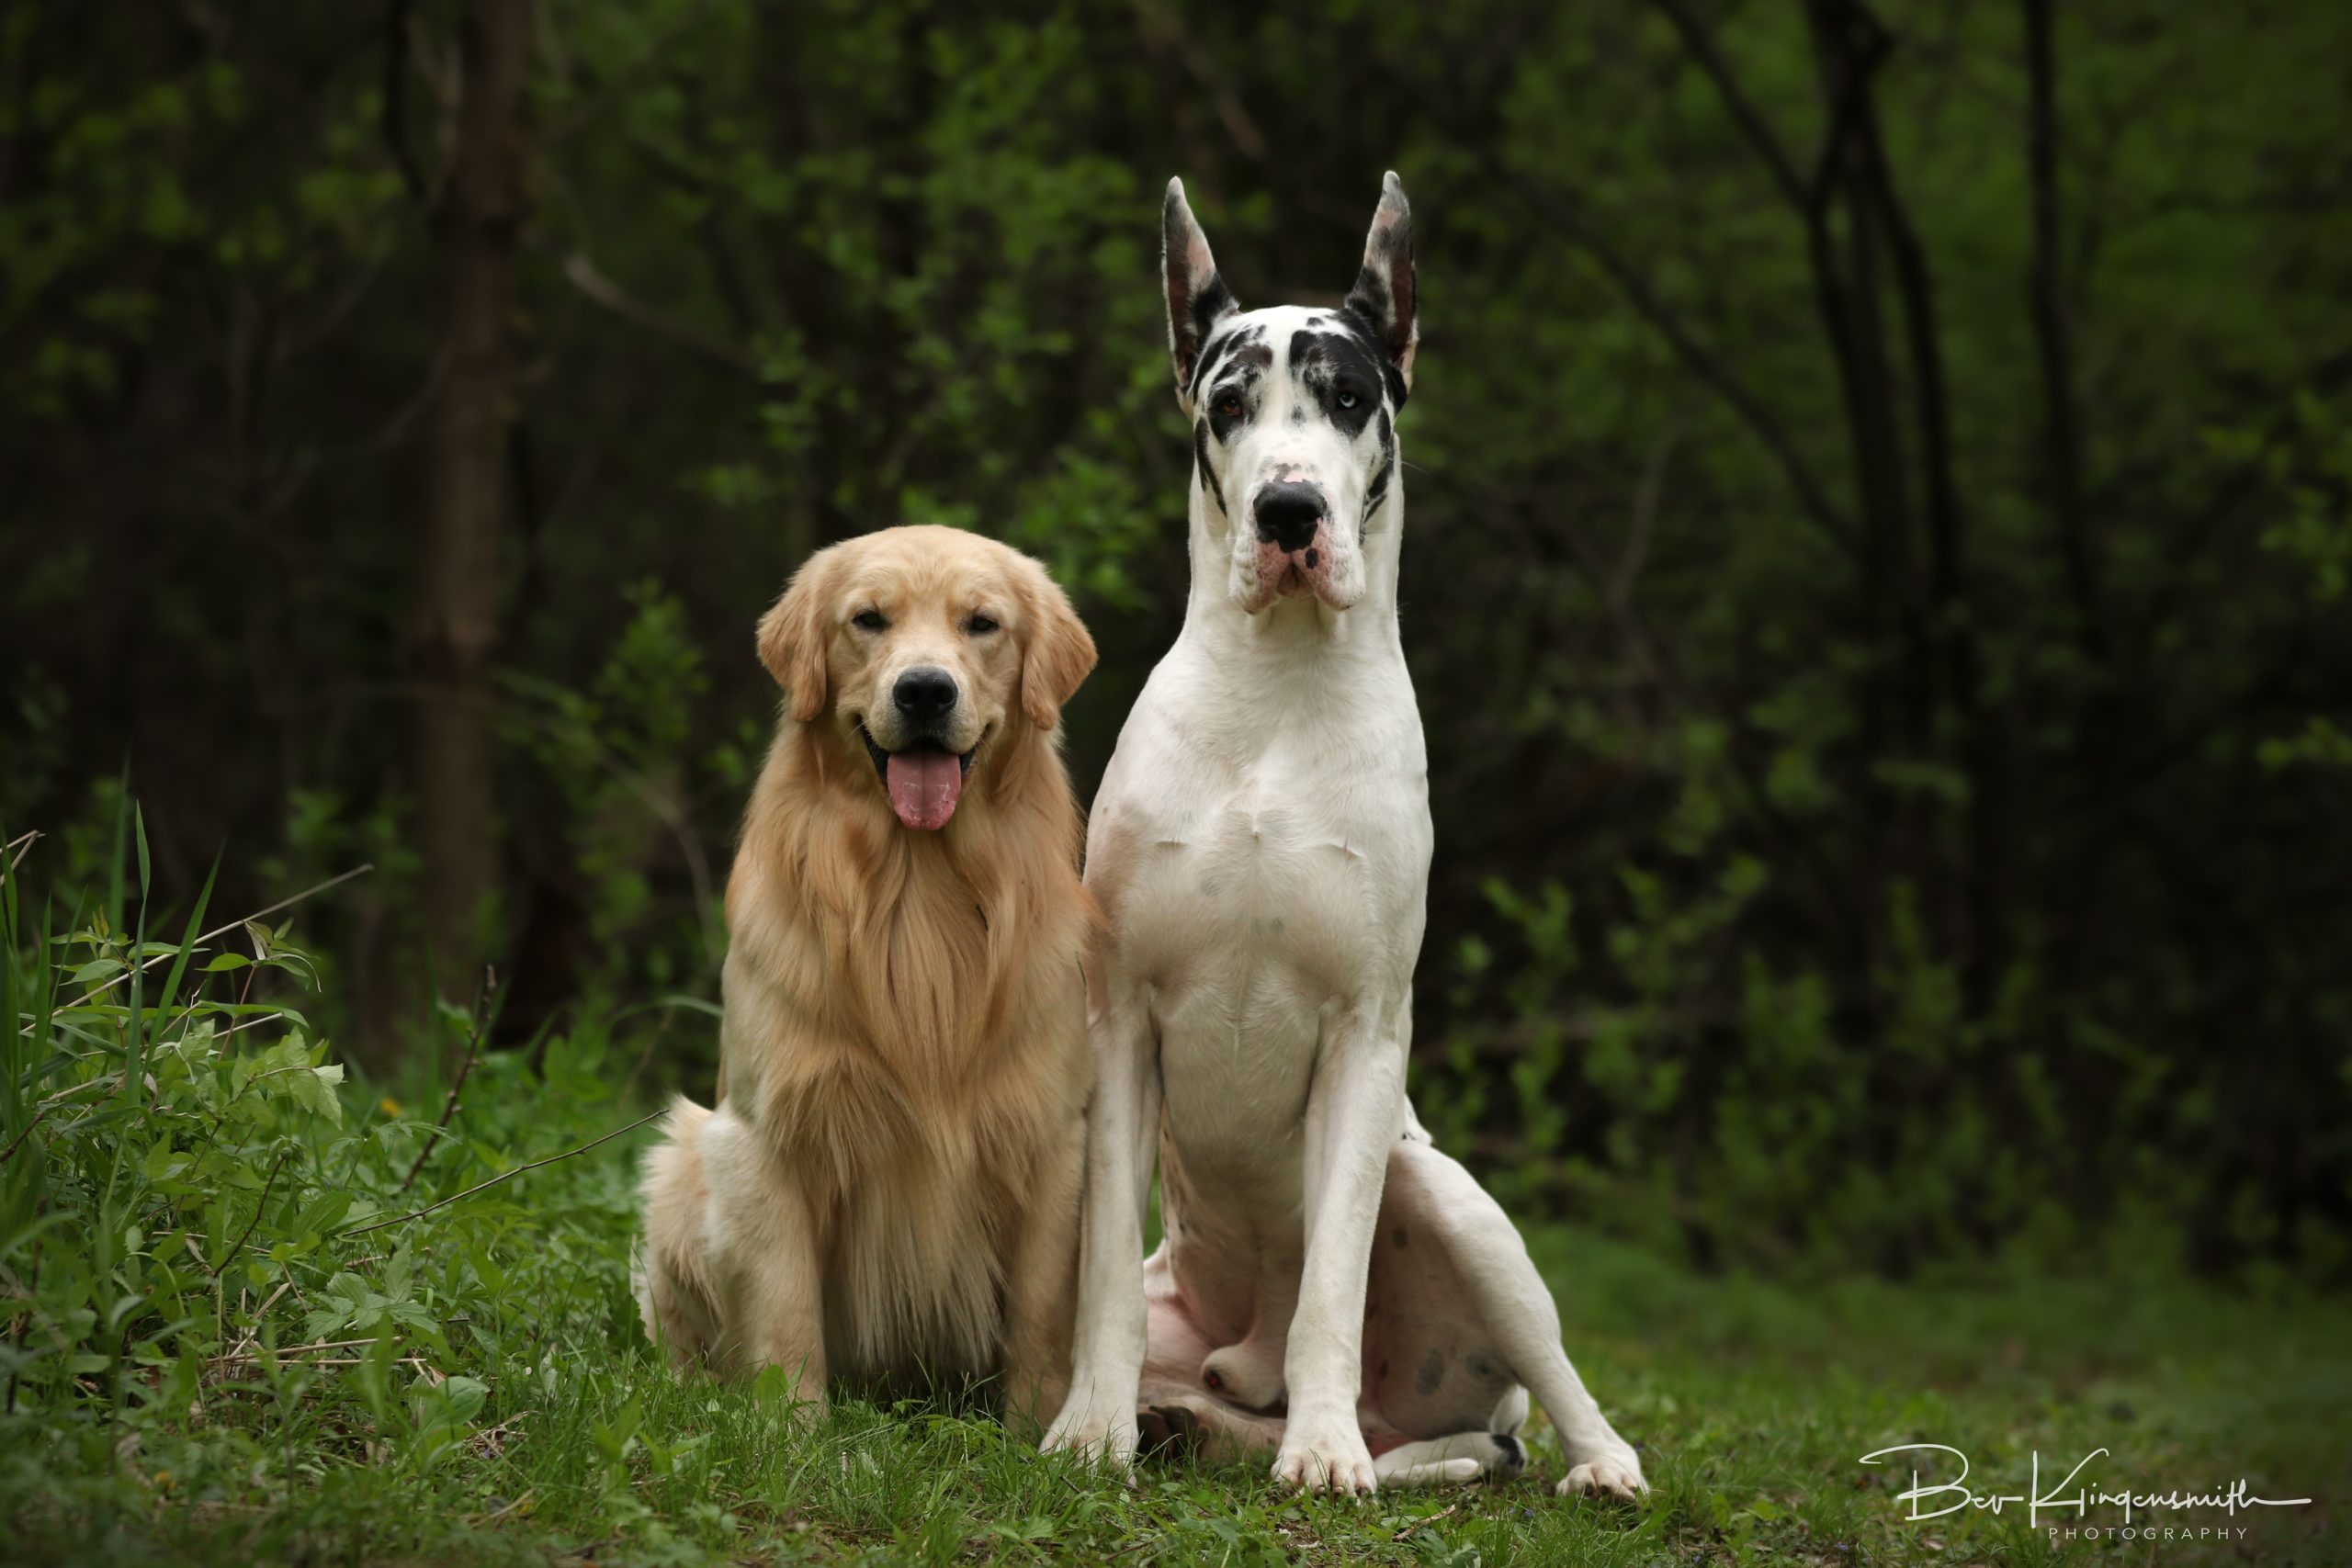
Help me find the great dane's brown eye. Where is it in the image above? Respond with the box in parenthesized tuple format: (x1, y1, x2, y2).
(967, 614, 999, 636)
(1214, 392, 1242, 419)
(853, 610, 887, 632)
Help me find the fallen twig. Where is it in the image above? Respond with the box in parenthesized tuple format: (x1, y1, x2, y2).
(0, 1108, 50, 1166)
(39, 863, 375, 1020)
(343, 1111, 664, 1236)
(1395, 1503, 1460, 1541)
(401, 965, 498, 1192)
(210, 1151, 291, 1279)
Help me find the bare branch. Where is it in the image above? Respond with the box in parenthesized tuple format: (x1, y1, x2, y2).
(2022, 0, 2106, 652)
(1495, 164, 1860, 561)
(382, 0, 429, 205)
(1652, 0, 1809, 211)
(1130, 0, 1267, 163)
(560, 253, 756, 371)
(41, 864, 376, 1021)
(401, 966, 498, 1192)
(343, 1110, 665, 1237)
(209, 1150, 291, 1279)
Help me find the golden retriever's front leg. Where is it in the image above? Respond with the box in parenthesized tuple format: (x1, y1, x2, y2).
(700, 1105, 830, 1418)
(999, 1119, 1084, 1434)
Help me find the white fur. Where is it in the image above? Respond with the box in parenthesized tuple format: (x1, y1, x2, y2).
(1046, 178, 1645, 1499)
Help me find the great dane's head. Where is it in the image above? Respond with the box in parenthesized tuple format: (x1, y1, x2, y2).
(1162, 173, 1417, 615)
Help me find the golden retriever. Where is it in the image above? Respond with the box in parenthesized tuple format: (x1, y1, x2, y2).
(635, 525, 1099, 1426)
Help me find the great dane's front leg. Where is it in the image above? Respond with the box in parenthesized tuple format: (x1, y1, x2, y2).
(1275, 1003, 1408, 1495)
(1043, 982, 1160, 1468)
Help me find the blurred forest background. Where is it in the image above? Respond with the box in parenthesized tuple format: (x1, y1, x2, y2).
(3, 0, 2346, 1280)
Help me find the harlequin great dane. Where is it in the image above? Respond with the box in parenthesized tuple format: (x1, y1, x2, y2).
(1042, 174, 1647, 1498)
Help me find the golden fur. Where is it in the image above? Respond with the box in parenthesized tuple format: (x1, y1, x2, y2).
(635, 525, 1099, 1425)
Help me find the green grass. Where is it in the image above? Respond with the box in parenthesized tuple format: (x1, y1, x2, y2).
(5, 832, 2346, 1565)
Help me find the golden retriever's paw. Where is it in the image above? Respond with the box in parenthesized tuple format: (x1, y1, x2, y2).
(1042, 1401, 1138, 1476)
(1273, 1420, 1378, 1497)
(1558, 1453, 1646, 1501)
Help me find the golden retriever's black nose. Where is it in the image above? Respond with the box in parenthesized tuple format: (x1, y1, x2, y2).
(894, 666, 958, 721)
(1254, 482, 1325, 553)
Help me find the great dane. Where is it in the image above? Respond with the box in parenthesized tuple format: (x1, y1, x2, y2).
(1043, 174, 1646, 1498)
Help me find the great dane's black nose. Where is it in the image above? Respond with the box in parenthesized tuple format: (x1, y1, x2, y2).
(893, 666, 958, 722)
(1254, 482, 1326, 554)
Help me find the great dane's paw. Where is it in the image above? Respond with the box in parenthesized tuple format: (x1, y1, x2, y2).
(1041, 1399, 1139, 1475)
(1199, 1343, 1285, 1410)
(1558, 1452, 1646, 1501)
(1273, 1420, 1378, 1497)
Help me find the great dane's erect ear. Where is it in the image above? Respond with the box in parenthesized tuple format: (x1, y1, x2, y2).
(1162, 176, 1238, 409)
(1344, 171, 1418, 396)
(756, 547, 837, 724)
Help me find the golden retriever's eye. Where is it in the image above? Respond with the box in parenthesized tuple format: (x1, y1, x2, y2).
(967, 613, 1000, 636)
(853, 610, 887, 632)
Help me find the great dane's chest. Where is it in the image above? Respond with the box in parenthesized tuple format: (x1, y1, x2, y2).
(1095, 707, 1431, 1184)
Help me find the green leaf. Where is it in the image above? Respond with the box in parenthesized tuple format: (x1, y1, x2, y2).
(286, 1062, 345, 1126)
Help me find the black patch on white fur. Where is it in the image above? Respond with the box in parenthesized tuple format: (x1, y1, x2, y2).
(1288, 328, 1382, 439)
(1492, 1432, 1526, 1472)
(1188, 321, 1265, 399)
(1191, 273, 1235, 346)
(1362, 407, 1395, 541)
(1193, 419, 1224, 516)
(1336, 298, 1410, 410)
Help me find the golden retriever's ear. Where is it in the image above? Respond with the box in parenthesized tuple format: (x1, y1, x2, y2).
(1018, 562, 1097, 731)
(756, 552, 835, 723)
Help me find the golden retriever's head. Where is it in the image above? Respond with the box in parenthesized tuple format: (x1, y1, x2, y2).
(754, 526, 1096, 830)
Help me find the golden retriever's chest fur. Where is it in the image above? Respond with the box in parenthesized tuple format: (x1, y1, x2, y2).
(784, 1037, 1071, 1382)
(720, 773, 1091, 1384)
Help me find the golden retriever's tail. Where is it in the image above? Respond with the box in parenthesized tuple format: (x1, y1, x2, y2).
(633, 1096, 721, 1370)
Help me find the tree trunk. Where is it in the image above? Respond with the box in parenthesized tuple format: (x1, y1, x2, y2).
(412, 0, 531, 1004)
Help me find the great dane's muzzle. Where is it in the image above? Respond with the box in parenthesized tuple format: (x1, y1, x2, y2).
(1254, 481, 1327, 557)
(1249, 479, 1354, 606)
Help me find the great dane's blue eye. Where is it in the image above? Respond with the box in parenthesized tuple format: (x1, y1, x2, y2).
(1338, 390, 1359, 410)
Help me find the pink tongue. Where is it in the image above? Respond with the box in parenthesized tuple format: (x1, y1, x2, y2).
(885, 749, 965, 830)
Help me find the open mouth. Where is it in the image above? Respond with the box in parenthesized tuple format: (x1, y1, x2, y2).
(859, 725, 976, 831)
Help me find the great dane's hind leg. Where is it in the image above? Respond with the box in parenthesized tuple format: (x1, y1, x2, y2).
(1385, 1129, 1645, 1498)
(1197, 1258, 1295, 1409)
(1373, 1428, 1528, 1488)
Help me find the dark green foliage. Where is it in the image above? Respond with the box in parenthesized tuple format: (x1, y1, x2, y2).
(1, 1, 2347, 1274)
(4, 838, 2344, 1562)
